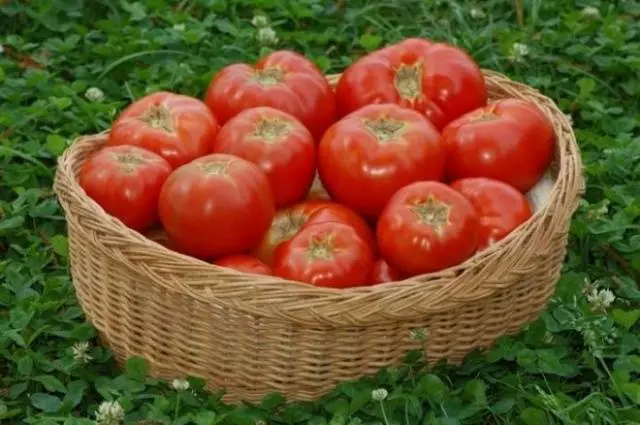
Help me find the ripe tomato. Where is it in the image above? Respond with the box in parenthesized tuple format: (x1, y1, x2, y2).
(377, 181, 479, 276)
(450, 177, 532, 250)
(108, 91, 219, 169)
(318, 103, 444, 218)
(213, 255, 272, 276)
(211, 107, 316, 207)
(441, 98, 555, 192)
(204, 50, 336, 140)
(254, 200, 375, 266)
(158, 153, 275, 259)
(368, 259, 401, 285)
(273, 222, 374, 288)
(336, 38, 487, 130)
(78, 145, 172, 232)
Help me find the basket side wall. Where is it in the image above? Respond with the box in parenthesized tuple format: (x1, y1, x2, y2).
(67, 213, 568, 402)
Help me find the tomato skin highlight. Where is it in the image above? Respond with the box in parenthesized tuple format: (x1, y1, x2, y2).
(158, 153, 275, 259)
(336, 38, 487, 130)
(273, 222, 374, 288)
(205, 50, 337, 140)
(368, 259, 401, 285)
(450, 177, 532, 250)
(213, 255, 273, 276)
(78, 145, 172, 232)
(211, 107, 316, 208)
(254, 200, 375, 266)
(108, 91, 219, 169)
(377, 181, 479, 276)
(441, 98, 555, 192)
(318, 103, 445, 219)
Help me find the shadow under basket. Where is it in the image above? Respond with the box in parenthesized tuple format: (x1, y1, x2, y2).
(53, 69, 585, 403)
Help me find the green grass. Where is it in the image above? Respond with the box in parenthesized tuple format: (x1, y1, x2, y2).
(1, 0, 640, 424)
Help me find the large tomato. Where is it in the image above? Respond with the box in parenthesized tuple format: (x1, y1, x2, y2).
(450, 177, 532, 250)
(204, 50, 336, 140)
(273, 222, 374, 288)
(318, 103, 444, 218)
(108, 91, 219, 169)
(213, 255, 272, 276)
(78, 145, 172, 232)
(441, 98, 555, 192)
(211, 106, 316, 207)
(368, 259, 401, 285)
(254, 200, 375, 266)
(377, 181, 479, 276)
(158, 153, 275, 259)
(336, 38, 487, 130)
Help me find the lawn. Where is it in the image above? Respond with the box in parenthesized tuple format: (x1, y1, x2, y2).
(1, 0, 639, 424)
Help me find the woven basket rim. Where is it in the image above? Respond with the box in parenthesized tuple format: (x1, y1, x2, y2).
(53, 69, 585, 326)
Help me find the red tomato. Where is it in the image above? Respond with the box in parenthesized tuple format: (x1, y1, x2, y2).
(211, 107, 316, 207)
(108, 91, 219, 169)
(336, 38, 487, 130)
(318, 103, 444, 218)
(78, 145, 172, 232)
(204, 50, 336, 140)
(368, 259, 401, 285)
(377, 181, 479, 276)
(450, 177, 532, 250)
(213, 255, 272, 276)
(273, 222, 374, 288)
(254, 200, 375, 266)
(158, 153, 275, 259)
(441, 98, 555, 192)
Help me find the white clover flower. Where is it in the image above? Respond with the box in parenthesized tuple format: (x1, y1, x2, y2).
(95, 400, 124, 425)
(85, 87, 105, 102)
(0, 44, 4, 55)
(470, 8, 486, 19)
(251, 14, 269, 28)
(581, 6, 600, 19)
(371, 388, 388, 401)
(171, 379, 190, 391)
(564, 113, 573, 126)
(257, 27, 278, 46)
(173, 23, 186, 32)
(409, 328, 428, 341)
(508, 43, 530, 63)
(586, 288, 615, 312)
(72, 341, 93, 363)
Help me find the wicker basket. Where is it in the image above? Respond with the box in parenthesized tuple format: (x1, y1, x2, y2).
(53, 70, 584, 402)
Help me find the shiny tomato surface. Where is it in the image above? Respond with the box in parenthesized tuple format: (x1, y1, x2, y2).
(108, 91, 219, 168)
(212, 106, 316, 207)
(158, 153, 275, 259)
(78, 145, 172, 232)
(441, 98, 555, 192)
(336, 38, 487, 130)
(377, 181, 479, 276)
(205, 50, 336, 140)
(450, 177, 533, 250)
(318, 103, 444, 218)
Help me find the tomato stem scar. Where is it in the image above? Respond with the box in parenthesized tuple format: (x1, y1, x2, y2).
(409, 196, 451, 235)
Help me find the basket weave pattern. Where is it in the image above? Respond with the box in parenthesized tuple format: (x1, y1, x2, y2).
(53, 70, 584, 402)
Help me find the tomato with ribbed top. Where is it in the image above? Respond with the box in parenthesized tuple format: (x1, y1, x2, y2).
(205, 50, 336, 140)
(108, 91, 219, 169)
(377, 181, 479, 276)
(273, 222, 374, 288)
(79, 145, 172, 232)
(158, 153, 275, 259)
(318, 103, 444, 219)
(336, 38, 487, 130)
(211, 106, 316, 207)
(441, 98, 555, 192)
(450, 177, 533, 250)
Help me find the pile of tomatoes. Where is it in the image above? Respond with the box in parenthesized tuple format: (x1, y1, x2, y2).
(79, 37, 555, 289)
